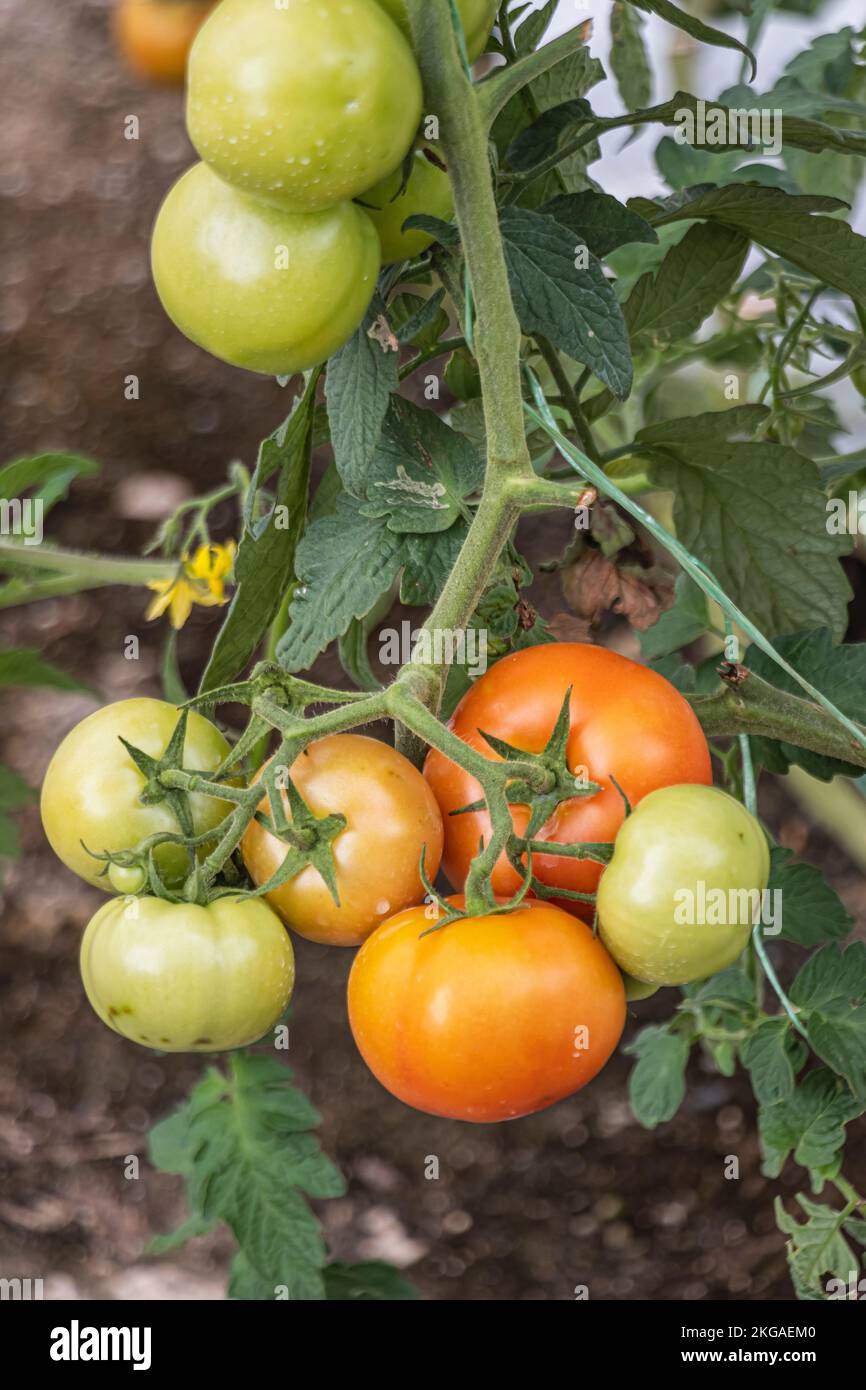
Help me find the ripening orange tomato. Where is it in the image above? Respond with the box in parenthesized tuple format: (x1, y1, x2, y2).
(115, 0, 215, 85)
(241, 734, 443, 947)
(424, 643, 712, 919)
(348, 897, 626, 1122)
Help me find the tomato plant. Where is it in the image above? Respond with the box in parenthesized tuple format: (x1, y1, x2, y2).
(81, 894, 294, 1051)
(10, 0, 866, 1307)
(114, 0, 215, 84)
(597, 785, 771, 986)
(186, 0, 423, 211)
(424, 642, 712, 916)
(151, 162, 380, 376)
(40, 698, 232, 889)
(241, 734, 444, 946)
(348, 897, 625, 1121)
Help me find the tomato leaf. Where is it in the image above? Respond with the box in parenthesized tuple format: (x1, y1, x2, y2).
(626, 1026, 690, 1128)
(641, 417, 852, 641)
(149, 1055, 345, 1301)
(609, 3, 652, 112)
(278, 496, 405, 672)
(767, 848, 853, 948)
(0, 646, 91, 692)
(199, 372, 319, 694)
(500, 207, 633, 399)
(639, 575, 709, 661)
(326, 294, 399, 498)
(775, 1193, 862, 1299)
(758, 1068, 865, 1178)
(640, 184, 866, 302)
(360, 395, 484, 534)
(323, 1261, 420, 1301)
(623, 0, 756, 79)
(625, 222, 749, 351)
(741, 1018, 797, 1106)
(541, 190, 657, 259)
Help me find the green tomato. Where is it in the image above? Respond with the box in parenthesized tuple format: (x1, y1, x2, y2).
(851, 364, 866, 399)
(597, 785, 770, 987)
(360, 145, 453, 264)
(186, 0, 423, 212)
(107, 862, 148, 896)
(374, 0, 497, 61)
(152, 163, 379, 376)
(80, 895, 294, 1051)
(40, 698, 232, 891)
(621, 972, 660, 1002)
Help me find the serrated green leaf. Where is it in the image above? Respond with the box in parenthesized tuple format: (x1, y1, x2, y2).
(324, 1261, 421, 1300)
(278, 495, 404, 671)
(790, 941, 866, 1012)
(639, 574, 709, 660)
(742, 1018, 795, 1105)
(541, 191, 657, 259)
(759, 1068, 865, 1177)
(150, 1055, 345, 1302)
(624, 222, 749, 350)
(500, 207, 632, 398)
(626, 1026, 690, 1128)
(610, 3, 652, 111)
(624, 0, 755, 79)
(326, 295, 399, 499)
(775, 1193, 860, 1298)
(360, 395, 483, 534)
(0, 452, 99, 513)
(767, 847, 853, 947)
(643, 418, 851, 640)
(646, 184, 866, 301)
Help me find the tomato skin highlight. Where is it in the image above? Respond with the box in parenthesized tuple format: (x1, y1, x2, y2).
(373, 0, 497, 61)
(423, 643, 713, 918)
(348, 897, 626, 1122)
(186, 0, 423, 213)
(360, 146, 453, 264)
(115, 0, 215, 85)
(151, 162, 379, 376)
(597, 784, 771, 986)
(241, 734, 444, 947)
(40, 698, 232, 891)
(80, 894, 294, 1052)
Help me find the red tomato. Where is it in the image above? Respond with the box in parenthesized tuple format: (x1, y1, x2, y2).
(423, 643, 712, 917)
(348, 896, 626, 1122)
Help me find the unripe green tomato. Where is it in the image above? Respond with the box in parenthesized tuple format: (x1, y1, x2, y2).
(374, 0, 497, 61)
(108, 862, 148, 896)
(151, 163, 380, 376)
(621, 972, 660, 1002)
(40, 698, 232, 891)
(80, 895, 295, 1052)
(851, 364, 866, 399)
(186, 0, 423, 212)
(360, 146, 453, 264)
(597, 785, 770, 987)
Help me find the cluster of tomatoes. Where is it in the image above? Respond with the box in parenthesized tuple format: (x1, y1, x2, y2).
(147, 0, 487, 376)
(40, 644, 770, 1124)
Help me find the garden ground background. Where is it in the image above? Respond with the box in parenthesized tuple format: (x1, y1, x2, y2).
(1, 0, 865, 1300)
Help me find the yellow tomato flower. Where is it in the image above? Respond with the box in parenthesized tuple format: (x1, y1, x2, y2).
(146, 541, 236, 630)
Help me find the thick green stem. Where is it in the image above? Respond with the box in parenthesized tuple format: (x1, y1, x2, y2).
(406, 0, 532, 481)
(688, 669, 866, 771)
